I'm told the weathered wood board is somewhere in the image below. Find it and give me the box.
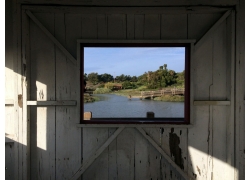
[55,13,81,179]
[5,4,243,180]
[29,12,56,180]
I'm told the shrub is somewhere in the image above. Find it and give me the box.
[93,88,112,94]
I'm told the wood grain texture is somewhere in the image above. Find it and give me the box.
[81,128,109,180]
[107,14,126,39]
[11,5,240,180]
[188,24,213,179]
[55,13,81,180]
[19,0,239,6]
[29,12,56,180]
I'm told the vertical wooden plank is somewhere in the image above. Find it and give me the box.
[107,14,126,39]
[97,14,108,39]
[235,1,245,179]
[21,8,30,180]
[226,11,235,178]
[144,128,162,179]
[161,14,187,39]
[5,0,14,100]
[161,127,179,179]
[144,14,161,39]
[134,128,150,180]
[4,2,16,172]
[126,14,135,39]
[134,14,144,39]
[188,34,213,179]
[55,13,81,179]
[164,128,187,180]
[143,128,161,180]
[65,14,82,59]
[5,143,15,180]
[14,3,23,180]
[134,128,165,180]
[29,12,56,180]
[178,128,188,174]
[211,20,232,179]
[116,128,135,180]
[82,14,97,39]
[81,128,109,180]
[107,128,118,180]
[80,12,109,180]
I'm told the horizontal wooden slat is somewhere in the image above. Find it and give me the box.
[77,124,193,128]
[78,39,196,44]
[22,6,234,14]
[5,99,14,105]
[193,100,230,106]
[27,100,77,106]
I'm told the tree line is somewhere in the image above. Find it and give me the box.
[84,64,185,89]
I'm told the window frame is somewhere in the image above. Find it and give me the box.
[79,40,194,125]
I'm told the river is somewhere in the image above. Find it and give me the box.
[84,94,184,118]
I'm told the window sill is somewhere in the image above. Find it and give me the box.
[77,121,194,128]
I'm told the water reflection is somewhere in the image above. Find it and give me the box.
[84,94,184,118]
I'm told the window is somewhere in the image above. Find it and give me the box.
[80,41,190,124]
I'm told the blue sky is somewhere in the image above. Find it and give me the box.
[84,47,185,77]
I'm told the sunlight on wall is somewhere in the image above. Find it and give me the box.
[5,67,14,99]
[188,146,235,180]
[5,67,16,142]
[36,81,47,150]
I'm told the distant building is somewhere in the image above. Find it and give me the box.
[112,84,123,90]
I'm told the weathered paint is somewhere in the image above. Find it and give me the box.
[5,1,244,180]
[169,128,184,170]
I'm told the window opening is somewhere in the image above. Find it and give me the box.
[81,43,190,124]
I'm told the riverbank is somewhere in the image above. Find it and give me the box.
[111,89,141,96]
[111,89,184,102]
[154,95,184,102]
[84,93,100,103]
[87,88,184,102]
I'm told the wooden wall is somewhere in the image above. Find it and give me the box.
[5,1,245,180]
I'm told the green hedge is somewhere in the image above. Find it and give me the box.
[93,88,112,94]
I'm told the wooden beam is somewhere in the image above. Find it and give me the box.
[70,127,125,180]
[77,124,194,128]
[22,5,234,14]
[78,39,196,44]
[5,134,15,143]
[26,10,77,66]
[194,10,232,50]
[193,100,230,106]
[136,127,193,180]
[5,99,14,105]
[27,100,76,106]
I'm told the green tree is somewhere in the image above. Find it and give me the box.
[88,72,99,84]
[99,73,114,83]
[131,76,138,82]
[84,73,88,81]
[163,64,167,70]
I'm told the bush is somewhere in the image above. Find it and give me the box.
[93,88,112,94]
[137,86,148,91]
[98,84,105,88]
[154,95,184,102]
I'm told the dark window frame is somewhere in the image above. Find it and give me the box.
[80,42,190,124]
